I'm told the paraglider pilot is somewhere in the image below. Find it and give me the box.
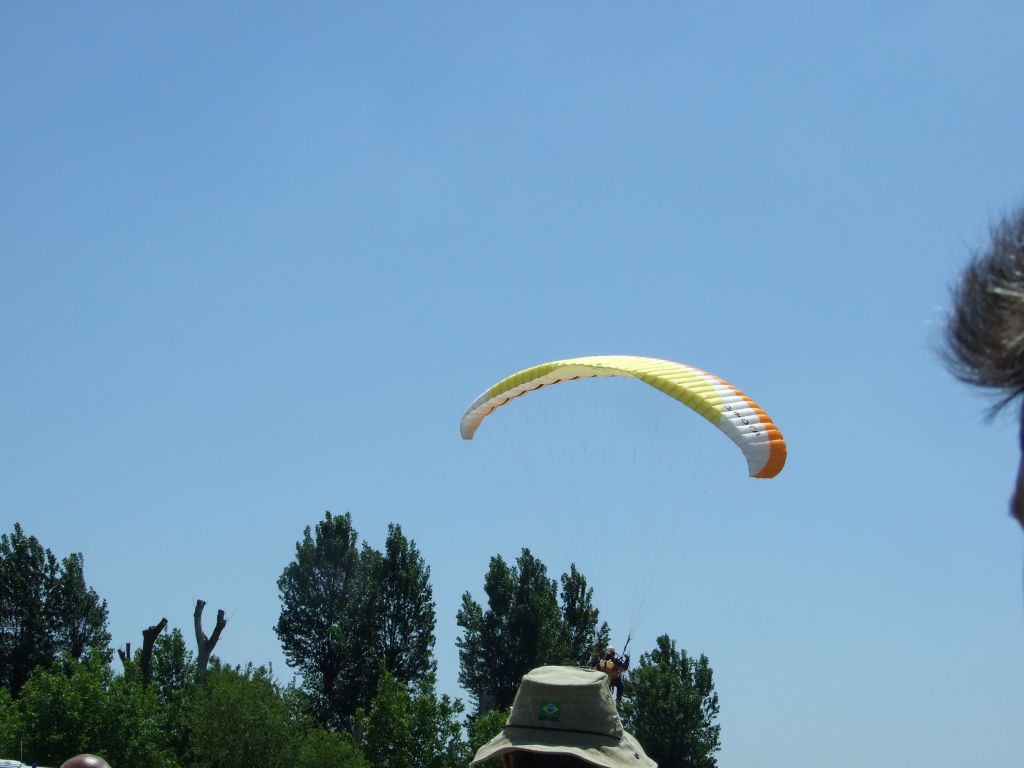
[591,645,629,703]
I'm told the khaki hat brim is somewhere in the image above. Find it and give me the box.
[471,725,656,768]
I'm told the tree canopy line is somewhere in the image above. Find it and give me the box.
[0,515,720,768]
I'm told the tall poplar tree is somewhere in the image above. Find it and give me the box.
[559,564,609,664]
[276,511,363,727]
[457,550,601,712]
[276,513,437,727]
[0,523,110,695]
[620,634,721,768]
[353,524,437,706]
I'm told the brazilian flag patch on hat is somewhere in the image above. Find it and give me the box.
[538,701,561,721]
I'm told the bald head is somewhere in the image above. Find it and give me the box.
[60,755,111,768]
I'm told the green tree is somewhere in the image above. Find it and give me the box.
[620,634,721,768]
[361,668,413,768]
[277,514,438,727]
[559,564,609,664]
[276,511,363,727]
[16,654,174,767]
[365,524,437,684]
[465,707,510,768]
[52,552,112,663]
[151,627,196,703]
[0,523,110,695]
[99,672,177,768]
[408,673,468,768]
[294,728,369,768]
[1,523,59,695]
[0,687,21,758]
[282,677,369,768]
[457,549,569,712]
[188,662,293,768]
[150,628,197,764]
[17,655,103,762]
[359,666,467,768]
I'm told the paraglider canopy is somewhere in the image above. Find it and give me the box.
[460,355,786,478]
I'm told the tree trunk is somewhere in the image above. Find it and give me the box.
[117,642,131,668]
[194,599,226,689]
[140,618,168,686]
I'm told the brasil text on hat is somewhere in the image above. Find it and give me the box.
[471,666,656,768]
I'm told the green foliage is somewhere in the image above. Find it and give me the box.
[1,517,710,768]
[620,635,721,768]
[0,523,58,695]
[294,728,369,768]
[465,707,510,768]
[276,511,363,727]
[16,654,174,767]
[409,675,468,768]
[151,628,196,703]
[559,564,608,664]
[457,550,561,711]
[17,654,106,763]
[362,524,438,688]
[0,523,111,695]
[457,550,605,712]
[52,552,112,662]
[0,687,20,757]
[276,513,438,727]
[149,628,197,765]
[359,666,467,768]
[188,663,294,768]
[99,672,178,767]
[361,668,414,768]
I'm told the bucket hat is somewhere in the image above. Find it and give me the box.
[471,666,656,768]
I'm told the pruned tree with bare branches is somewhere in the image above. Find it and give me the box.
[117,616,168,685]
[194,599,226,689]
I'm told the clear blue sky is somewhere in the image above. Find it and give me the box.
[3,3,1023,766]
